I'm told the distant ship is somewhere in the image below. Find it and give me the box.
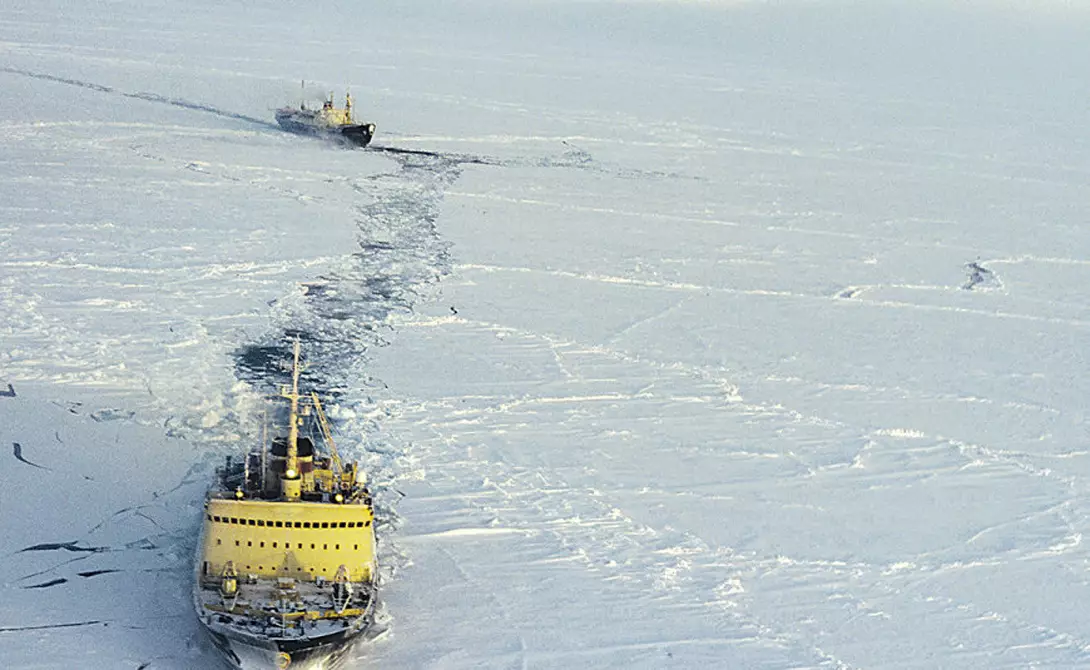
[194,340,378,669]
[275,83,376,147]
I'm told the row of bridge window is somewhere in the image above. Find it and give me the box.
[207,515,370,529]
[214,538,359,551]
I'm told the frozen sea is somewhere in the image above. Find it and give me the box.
[3,1,1090,668]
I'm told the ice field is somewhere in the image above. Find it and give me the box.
[3,1,1090,668]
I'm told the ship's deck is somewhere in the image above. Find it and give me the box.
[196,573,375,641]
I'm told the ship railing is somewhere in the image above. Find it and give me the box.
[202,601,365,622]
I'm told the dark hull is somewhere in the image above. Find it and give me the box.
[337,124,375,148]
[197,578,378,670]
[275,112,375,148]
[203,619,368,670]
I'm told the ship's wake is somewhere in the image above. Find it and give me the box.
[230,147,482,625]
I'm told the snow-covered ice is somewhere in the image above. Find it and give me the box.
[3,1,1090,668]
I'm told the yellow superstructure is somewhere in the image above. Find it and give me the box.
[199,498,376,582]
[197,341,377,584]
[317,91,354,127]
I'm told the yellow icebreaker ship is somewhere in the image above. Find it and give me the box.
[194,341,378,669]
[275,85,376,147]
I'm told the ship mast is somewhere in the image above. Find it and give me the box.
[281,339,303,500]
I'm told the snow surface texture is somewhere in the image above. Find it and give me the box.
[3,1,1090,668]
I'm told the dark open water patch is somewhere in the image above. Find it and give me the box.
[24,578,68,589]
[18,540,105,554]
[368,145,495,167]
[234,342,292,381]
[12,442,49,470]
[368,145,444,159]
[234,328,337,394]
[78,569,121,578]
[0,620,103,633]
